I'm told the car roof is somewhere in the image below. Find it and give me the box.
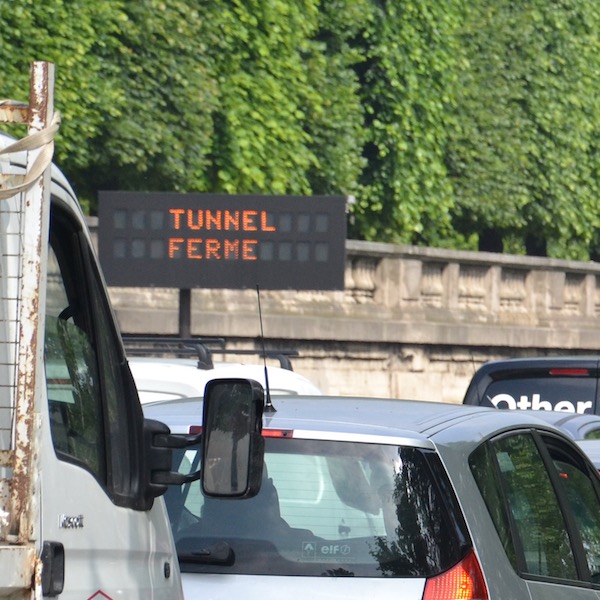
[470,356,600,378]
[521,410,600,440]
[144,394,569,450]
[130,357,322,403]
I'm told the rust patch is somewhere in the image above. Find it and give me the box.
[0,102,28,124]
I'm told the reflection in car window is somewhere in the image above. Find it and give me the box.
[473,431,600,586]
[44,205,136,501]
[550,453,600,581]
[492,434,577,580]
[585,429,600,441]
[472,432,593,583]
[45,243,106,480]
[470,443,517,569]
[167,439,469,578]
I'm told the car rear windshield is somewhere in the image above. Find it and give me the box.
[480,376,598,414]
[166,438,469,577]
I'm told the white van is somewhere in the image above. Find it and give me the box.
[0,61,236,598]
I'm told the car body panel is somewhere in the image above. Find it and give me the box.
[181,573,425,599]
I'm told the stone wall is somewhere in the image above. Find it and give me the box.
[89,218,600,403]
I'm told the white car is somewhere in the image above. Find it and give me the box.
[129,358,321,403]
[145,391,600,600]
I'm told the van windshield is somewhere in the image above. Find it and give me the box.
[165,438,469,578]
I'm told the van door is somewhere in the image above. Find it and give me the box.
[40,202,182,598]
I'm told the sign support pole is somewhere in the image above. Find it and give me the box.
[178,288,191,338]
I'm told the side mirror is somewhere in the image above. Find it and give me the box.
[201,378,265,498]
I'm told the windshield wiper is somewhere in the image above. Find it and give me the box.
[178,540,235,565]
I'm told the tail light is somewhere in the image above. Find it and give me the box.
[422,550,488,600]
[262,429,294,438]
[190,425,294,438]
[549,368,589,376]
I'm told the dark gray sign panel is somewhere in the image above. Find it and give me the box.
[98,192,347,290]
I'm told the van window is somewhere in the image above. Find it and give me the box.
[45,242,106,480]
[44,205,138,504]
[167,438,470,578]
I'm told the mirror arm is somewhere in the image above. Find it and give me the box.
[153,432,202,450]
[150,430,203,486]
[152,469,202,486]
[143,419,204,499]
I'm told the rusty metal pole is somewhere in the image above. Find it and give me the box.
[10,61,55,544]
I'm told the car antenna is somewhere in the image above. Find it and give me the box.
[470,351,482,405]
[256,285,276,412]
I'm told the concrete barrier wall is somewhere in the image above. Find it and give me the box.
[88,218,600,403]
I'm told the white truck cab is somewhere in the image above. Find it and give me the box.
[0,62,193,599]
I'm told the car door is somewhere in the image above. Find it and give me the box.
[472,429,600,599]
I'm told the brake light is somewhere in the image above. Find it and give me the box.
[188,425,294,438]
[422,550,488,600]
[549,368,589,376]
[262,429,294,438]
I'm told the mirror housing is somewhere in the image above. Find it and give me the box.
[201,378,265,498]
[139,377,265,508]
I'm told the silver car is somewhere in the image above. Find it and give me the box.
[145,394,600,599]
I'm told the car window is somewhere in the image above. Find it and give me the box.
[167,438,469,578]
[585,429,600,441]
[549,448,600,582]
[493,433,577,579]
[471,430,600,585]
[469,443,518,568]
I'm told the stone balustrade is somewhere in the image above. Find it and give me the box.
[343,240,600,349]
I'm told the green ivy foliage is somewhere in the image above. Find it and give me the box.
[0,0,128,209]
[448,0,600,259]
[200,0,321,194]
[351,0,464,247]
[91,1,218,196]
[2,0,600,260]
[0,1,218,203]
[201,0,366,197]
